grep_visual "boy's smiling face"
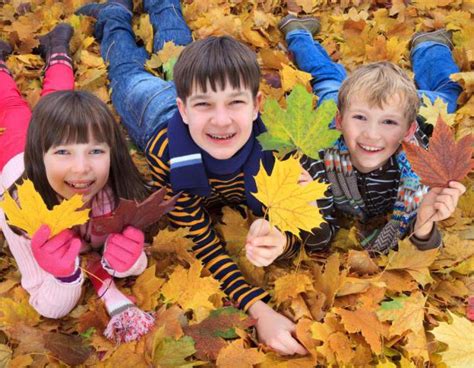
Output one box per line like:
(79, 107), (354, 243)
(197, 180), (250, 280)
(336, 93), (417, 173)
(177, 81), (262, 160)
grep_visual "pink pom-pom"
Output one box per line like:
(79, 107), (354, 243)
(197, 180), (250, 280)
(104, 306), (155, 343)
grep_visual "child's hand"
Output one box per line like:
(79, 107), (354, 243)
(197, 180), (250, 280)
(298, 168), (313, 186)
(31, 225), (81, 277)
(246, 219), (286, 267)
(248, 300), (307, 355)
(103, 226), (144, 273)
(414, 181), (466, 239)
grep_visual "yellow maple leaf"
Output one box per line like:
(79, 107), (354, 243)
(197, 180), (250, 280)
(385, 239), (438, 286)
(451, 71), (474, 94)
(273, 272), (315, 305)
(160, 261), (224, 322)
(419, 95), (456, 127)
(0, 127), (5, 135)
(0, 289), (40, 327)
(280, 63), (312, 92)
(0, 179), (90, 237)
(334, 307), (384, 354)
(215, 339), (265, 368)
(432, 311), (474, 368)
(131, 265), (164, 310)
(252, 156), (328, 236)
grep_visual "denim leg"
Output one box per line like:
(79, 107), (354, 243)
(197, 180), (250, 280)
(286, 29), (347, 107)
(95, 6), (178, 150)
(412, 41), (462, 113)
(144, 0), (193, 53)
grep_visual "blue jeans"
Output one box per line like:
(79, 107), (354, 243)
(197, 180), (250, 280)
(286, 30), (461, 126)
(95, 0), (193, 150)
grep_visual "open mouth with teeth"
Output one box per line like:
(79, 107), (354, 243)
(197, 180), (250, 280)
(65, 181), (95, 190)
(207, 133), (237, 141)
(358, 143), (384, 153)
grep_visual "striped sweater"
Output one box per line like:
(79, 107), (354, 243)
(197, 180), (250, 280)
(297, 152), (441, 256)
(146, 125), (282, 311)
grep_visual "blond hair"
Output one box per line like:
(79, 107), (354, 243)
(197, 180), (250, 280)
(338, 61), (419, 124)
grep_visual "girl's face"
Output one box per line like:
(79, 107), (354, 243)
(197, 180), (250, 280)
(43, 140), (111, 204)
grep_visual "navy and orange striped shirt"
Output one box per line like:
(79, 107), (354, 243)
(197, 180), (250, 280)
(146, 125), (278, 310)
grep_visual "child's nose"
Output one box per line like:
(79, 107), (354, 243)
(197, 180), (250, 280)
(71, 156), (91, 173)
(363, 123), (381, 139)
(212, 106), (232, 126)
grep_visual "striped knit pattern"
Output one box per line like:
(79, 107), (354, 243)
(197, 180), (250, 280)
(46, 52), (73, 70)
(146, 125), (275, 311)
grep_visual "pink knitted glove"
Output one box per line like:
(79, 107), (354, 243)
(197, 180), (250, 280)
(31, 225), (81, 277)
(103, 226), (144, 273)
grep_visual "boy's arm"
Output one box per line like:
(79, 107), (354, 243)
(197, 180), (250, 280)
(407, 220), (441, 250)
(146, 145), (270, 311)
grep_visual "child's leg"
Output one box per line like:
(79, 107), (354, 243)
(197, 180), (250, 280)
(286, 29), (347, 107)
(412, 42), (462, 113)
(0, 69), (30, 170)
(95, 5), (178, 150)
(41, 63), (75, 96)
(144, 0), (193, 53)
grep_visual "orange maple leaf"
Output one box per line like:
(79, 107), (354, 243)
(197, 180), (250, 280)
(402, 117), (474, 188)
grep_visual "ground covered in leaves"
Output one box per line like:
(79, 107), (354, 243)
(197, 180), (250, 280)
(1, 0), (474, 367)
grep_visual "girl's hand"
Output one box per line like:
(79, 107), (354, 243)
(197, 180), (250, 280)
(414, 181), (466, 239)
(31, 225), (81, 277)
(248, 300), (308, 356)
(246, 219), (286, 267)
(103, 226), (144, 273)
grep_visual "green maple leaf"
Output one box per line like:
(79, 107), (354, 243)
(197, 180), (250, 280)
(258, 84), (340, 159)
(152, 335), (199, 368)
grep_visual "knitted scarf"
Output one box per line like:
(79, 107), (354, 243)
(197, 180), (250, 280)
(324, 135), (428, 254)
(167, 110), (274, 216)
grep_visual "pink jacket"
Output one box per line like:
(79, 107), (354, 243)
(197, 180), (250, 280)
(0, 153), (147, 318)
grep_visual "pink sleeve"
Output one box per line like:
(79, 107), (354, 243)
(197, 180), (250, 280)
(1, 158), (84, 318)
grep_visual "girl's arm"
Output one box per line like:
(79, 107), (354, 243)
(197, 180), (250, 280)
(0, 212), (83, 318)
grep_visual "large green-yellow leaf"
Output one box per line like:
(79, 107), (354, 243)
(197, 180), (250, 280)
(258, 84), (339, 159)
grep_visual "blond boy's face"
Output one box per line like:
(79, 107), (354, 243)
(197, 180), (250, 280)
(335, 94), (417, 173)
(177, 81), (262, 160)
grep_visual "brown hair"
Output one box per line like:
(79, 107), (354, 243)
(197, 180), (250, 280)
(338, 61), (419, 124)
(22, 90), (149, 209)
(173, 36), (260, 102)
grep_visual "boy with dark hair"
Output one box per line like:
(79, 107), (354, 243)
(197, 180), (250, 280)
(76, 0), (306, 355)
(244, 16), (466, 266)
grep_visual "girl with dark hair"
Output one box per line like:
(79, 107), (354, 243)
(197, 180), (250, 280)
(0, 25), (154, 343)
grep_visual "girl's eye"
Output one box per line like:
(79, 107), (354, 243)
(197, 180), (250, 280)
(54, 149), (69, 155)
(383, 119), (398, 125)
(90, 149), (105, 155)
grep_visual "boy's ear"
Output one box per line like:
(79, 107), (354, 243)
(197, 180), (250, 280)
(176, 97), (189, 125)
(253, 91), (263, 120)
(402, 121), (417, 142)
(335, 112), (343, 131)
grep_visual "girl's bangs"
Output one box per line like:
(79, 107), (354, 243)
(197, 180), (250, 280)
(43, 97), (114, 150)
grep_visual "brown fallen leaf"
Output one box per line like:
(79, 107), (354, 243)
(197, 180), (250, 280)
(402, 116), (474, 188)
(91, 188), (179, 235)
(183, 307), (254, 361)
(44, 332), (92, 366)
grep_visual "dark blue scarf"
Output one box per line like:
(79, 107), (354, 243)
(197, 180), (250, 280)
(167, 111), (274, 216)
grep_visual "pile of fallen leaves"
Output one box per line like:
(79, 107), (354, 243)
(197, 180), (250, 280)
(1, 0), (473, 367)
